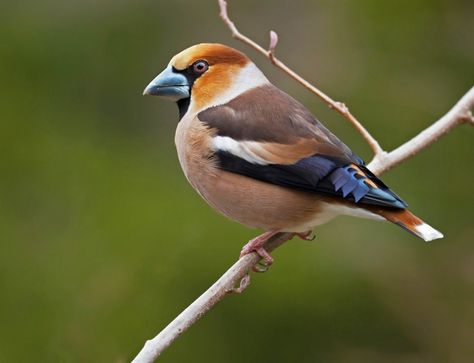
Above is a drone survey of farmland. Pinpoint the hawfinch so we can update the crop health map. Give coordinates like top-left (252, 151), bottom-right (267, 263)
top-left (144, 43), bottom-right (443, 265)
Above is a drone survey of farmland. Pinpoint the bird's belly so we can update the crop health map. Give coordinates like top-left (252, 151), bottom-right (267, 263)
top-left (190, 168), bottom-right (341, 232)
top-left (175, 115), bottom-right (342, 232)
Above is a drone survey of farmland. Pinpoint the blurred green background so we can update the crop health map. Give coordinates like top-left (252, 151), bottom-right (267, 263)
top-left (1, 0), bottom-right (473, 362)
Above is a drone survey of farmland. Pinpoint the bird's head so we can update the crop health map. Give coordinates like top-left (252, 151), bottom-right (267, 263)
top-left (143, 43), bottom-right (268, 117)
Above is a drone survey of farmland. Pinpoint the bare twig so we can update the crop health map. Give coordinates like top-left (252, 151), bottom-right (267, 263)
top-left (132, 233), bottom-right (294, 363)
top-left (368, 86), bottom-right (474, 174)
top-left (217, 0), bottom-right (474, 175)
top-left (132, 2), bottom-right (474, 362)
top-left (218, 0), bottom-right (384, 155)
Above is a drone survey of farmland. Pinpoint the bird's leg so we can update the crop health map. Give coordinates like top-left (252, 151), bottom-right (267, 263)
top-left (240, 230), bottom-right (281, 271)
top-left (296, 230), bottom-right (316, 241)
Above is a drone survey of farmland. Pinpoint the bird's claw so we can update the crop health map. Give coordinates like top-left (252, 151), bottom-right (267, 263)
top-left (228, 274), bottom-right (251, 294)
top-left (240, 231), bottom-right (278, 272)
top-left (252, 248), bottom-right (273, 272)
top-left (296, 231), bottom-right (316, 241)
top-left (240, 245), bottom-right (274, 272)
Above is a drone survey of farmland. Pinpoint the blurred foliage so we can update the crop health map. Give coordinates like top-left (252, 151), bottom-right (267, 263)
top-left (0, 0), bottom-right (473, 362)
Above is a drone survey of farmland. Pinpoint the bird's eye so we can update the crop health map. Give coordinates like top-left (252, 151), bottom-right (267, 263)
top-left (192, 60), bottom-right (209, 74)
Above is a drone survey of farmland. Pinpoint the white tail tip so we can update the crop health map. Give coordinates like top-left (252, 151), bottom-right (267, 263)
top-left (415, 223), bottom-right (444, 242)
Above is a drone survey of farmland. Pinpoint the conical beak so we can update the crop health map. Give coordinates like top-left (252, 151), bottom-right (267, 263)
top-left (143, 65), bottom-right (190, 101)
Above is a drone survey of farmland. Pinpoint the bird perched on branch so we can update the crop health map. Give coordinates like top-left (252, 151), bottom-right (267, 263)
top-left (144, 43), bottom-right (443, 266)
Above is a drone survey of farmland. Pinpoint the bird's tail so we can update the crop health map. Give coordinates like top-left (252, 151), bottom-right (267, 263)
top-left (374, 208), bottom-right (444, 242)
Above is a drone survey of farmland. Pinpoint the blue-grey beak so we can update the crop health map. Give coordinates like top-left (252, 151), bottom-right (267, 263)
top-left (143, 65), bottom-right (190, 101)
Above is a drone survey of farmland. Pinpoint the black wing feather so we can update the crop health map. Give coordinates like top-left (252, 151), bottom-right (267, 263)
top-left (216, 151), bottom-right (407, 209)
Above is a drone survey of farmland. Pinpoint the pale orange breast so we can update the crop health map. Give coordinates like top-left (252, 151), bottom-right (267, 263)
top-left (200, 170), bottom-right (335, 231)
top-left (174, 114), bottom-right (337, 232)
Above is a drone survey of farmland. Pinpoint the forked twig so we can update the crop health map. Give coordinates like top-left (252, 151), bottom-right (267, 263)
top-left (132, 2), bottom-right (474, 361)
top-left (218, 0), bottom-right (384, 155)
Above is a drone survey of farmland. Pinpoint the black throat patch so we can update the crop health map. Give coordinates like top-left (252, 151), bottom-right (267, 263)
top-left (173, 65), bottom-right (204, 121)
top-left (177, 98), bottom-right (190, 120)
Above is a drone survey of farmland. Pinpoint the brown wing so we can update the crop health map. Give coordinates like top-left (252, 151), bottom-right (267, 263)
top-left (198, 84), bottom-right (407, 208)
top-left (198, 84), bottom-right (361, 164)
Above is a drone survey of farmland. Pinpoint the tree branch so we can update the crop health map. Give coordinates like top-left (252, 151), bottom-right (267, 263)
top-left (132, 1), bottom-right (474, 361)
top-left (368, 86), bottom-right (474, 175)
top-left (132, 233), bottom-right (294, 363)
top-left (218, 0), bottom-right (384, 156)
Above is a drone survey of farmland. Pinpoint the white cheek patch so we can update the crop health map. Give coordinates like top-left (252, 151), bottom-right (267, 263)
top-left (211, 136), bottom-right (271, 165)
top-left (192, 62), bottom-right (269, 112)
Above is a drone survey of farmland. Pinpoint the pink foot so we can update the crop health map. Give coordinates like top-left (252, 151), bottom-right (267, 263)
top-left (240, 230), bottom-right (280, 271)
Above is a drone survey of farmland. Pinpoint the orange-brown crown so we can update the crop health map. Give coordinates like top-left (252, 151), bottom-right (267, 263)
top-left (170, 43), bottom-right (249, 70)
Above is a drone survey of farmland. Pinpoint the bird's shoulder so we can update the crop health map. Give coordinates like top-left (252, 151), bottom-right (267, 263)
top-left (197, 84), bottom-right (358, 162)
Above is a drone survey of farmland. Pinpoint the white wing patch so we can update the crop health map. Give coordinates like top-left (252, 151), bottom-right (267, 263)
top-left (211, 136), bottom-right (271, 165)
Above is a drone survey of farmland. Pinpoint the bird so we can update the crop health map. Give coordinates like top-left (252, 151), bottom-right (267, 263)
top-left (143, 43), bottom-right (443, 267)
